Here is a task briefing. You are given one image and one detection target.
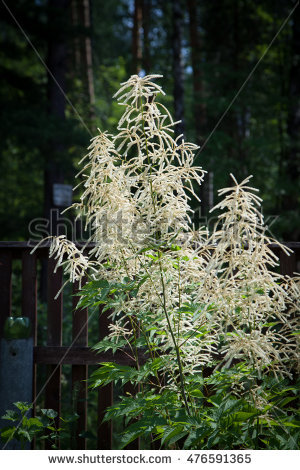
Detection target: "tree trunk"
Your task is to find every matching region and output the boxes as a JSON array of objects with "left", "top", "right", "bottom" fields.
[
  {"left": 172, "top": 0, "right": 185, "bottom": 139},
  {"left": 42, "top": 0, "right": 69, "bottom": 302},
  {"left": 187, "top": 0, "right": 209, "bottom": 214},
  {"left": 187, "top": 0, "right": 206, "bottom": 140},
  {"left": 83, "top": 0, "right": 95, "bottom": 110},
  {"left": 142, "top": 0, "right": 151, "bottom": 73},
  {"left": 44, "top": 0, "right": 68, "bottom": 234},
  {"left": 71, "top": 0, "right": 81, "bottom": 71},
  {"left": 132, "top": 0, "right": 143, "bottom": 74},
  {"left": 284, "top": 3, "right": 300, "bottom": 240},
  {"left": 71, "top": 0, "right": 95, "bottom": 116}
]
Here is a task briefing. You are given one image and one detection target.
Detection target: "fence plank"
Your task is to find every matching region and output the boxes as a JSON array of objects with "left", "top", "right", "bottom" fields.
[
  {"left": 22, "top": 249, "right": 37, "bottom": 450},
  {"left": 22, "top": 250, "right": 37, "bottom": 341},
  {"left": 47, "top": 258, "right": 63, "bottom": 346},
  {"left": 72, "top": 280, "right": 88, "bottom": 450},
  {"left": 279, "top": 250, "right": 297, "bottom": 276},
  {"left": 44, "top": 258, "right": 63, "bottom": 449},
  {"left": 97, "top": 306, "right": 113, "bottom": 449},
  {"left": 0, "top": 249, "right": 12, "bottom": 337},
  {"left": 34, "top": 346, "right": 143, "bottom": 365}
]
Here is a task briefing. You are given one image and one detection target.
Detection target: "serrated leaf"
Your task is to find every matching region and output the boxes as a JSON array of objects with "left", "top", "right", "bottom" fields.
[
  {"left": 161, "top": 425, "right": 183, "bottom": 445},
  {"left": 0, "top": 427, "right": 16, "bottom": 440},
  {"left": 19, "top": 429, "right": 31, "bottom": 441},
  {"left": 41, "top": 409, "right": 58, "bottom": 419},
  {"left": 1, "top": 410, "right": 19, "bottom": 421},
  {"left": 190, "top": 389, "right": 204, "bottom": 398},
  {"left": 92, "top": 337, "right": 127, "bottom": 353},
  {"left": 231, "top": 411, "right": 259, "bottom": 422},
  {"left": 14, "top": 402, "right": 31, "bottom": 412},
  {"left": 26, "top": 418, "right": 43, "bottom": 428}
]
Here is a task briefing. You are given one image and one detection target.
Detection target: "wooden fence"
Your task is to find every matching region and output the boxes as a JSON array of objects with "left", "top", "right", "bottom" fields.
[{"left": 0, "top": 241, "right": 299, "bottom": 449}]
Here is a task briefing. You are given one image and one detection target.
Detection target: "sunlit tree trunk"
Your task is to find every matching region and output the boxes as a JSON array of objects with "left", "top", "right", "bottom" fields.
[
  {"left": 132, "top": 0, "right": 143, "bottom": 74},
  {"left": 142, "top": 0, "right": 151, "bottom": 73},
  {"left": 187, "top": 0, "right": 209, "bottom": 214},
  {"left": 187, "top": 0, "right": 206, "bottom": 140},
  {"left": 82, "top": 0, "right": 95, "bottom": 112},
  {"left": 172, "top": 0, "right": 185, "bottom": 139}
]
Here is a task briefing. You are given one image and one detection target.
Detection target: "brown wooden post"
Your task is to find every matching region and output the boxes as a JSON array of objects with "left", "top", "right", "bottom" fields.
[
  {"left": 21, "top": 249, "right": 37, "bottom": 449},
  {"left": 0, "top": 249, "right": 12, "bottom": 337},
  {"left": 97, "top": 306, "right": 113, "bottom": 449},
  {"left": 132, "top": 0, "right": 143, "bottom": 74},
  {"left": 279, "top": 250, "right": 296, "bottom": 276},
  {"left": 22, "top": 250, "right": 37, "bottom": 342},
  {"left": 45, "top": 257, "right": 63, "bottom": 449},
  {"left": 72, "top": 279, "right": 88, "bottom": 449}
]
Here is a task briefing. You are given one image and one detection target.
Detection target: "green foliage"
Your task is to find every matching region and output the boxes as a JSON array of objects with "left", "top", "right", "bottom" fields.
[
  {"left": 84, "top": 272, "right": 299, "bottom": 450},
  {"left": 0, "top": 401, "right": 79, "bottom": 450},
  {"left": 90, "top": 358, "right": 163, "bottom": 388},
  {"left": 66, "top": 75, "right": 299, "bottom": 450},
  {"left": 92, "top": 368, "right": 300, "bottom": 450},
  {"left": 0, "top": 402, "right": 59, "bottom": 449}
]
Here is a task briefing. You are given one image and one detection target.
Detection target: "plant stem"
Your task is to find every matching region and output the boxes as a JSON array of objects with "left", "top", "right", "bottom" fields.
[
  {"left": 158, "top": 252, "right": 191, "bottom": 416},
  {"left": 140, "top": 94, "right": 191, "bottom": 416}
]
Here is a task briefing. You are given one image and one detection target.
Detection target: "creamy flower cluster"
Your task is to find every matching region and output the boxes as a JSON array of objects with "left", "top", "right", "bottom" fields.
[{"left": 44, "top": 75, "right": 299, "bottom": 382}]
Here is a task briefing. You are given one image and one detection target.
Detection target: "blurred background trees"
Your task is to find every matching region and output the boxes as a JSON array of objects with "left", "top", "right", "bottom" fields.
[{"left": 0, "top": 0, "right": 299, "bottom": 240}]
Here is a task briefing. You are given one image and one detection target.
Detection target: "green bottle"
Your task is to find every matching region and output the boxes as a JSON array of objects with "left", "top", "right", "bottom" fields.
[{"left": 3, "top": 316, "right": 32, "bottom": 340}]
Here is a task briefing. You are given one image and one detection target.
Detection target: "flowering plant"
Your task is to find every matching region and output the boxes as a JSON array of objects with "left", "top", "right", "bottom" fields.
[{"left": 41, "top": 75, "right": 299, "bottom": 449}]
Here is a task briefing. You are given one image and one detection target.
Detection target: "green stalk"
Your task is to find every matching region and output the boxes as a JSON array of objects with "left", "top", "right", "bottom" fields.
[
  {"left": 140, "top": 94, "right": 191, "bottom": 416},
  {"left": 177, "top": 255, "right": 182, "bottom": 341},
  {"left": 158, "top": 252, "right": 190, "bottom": 416}
]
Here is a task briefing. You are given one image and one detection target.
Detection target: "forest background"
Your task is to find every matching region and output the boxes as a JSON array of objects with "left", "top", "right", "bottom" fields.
[{"left": 0, "top": 0, "right": 299, "bottom": 243}]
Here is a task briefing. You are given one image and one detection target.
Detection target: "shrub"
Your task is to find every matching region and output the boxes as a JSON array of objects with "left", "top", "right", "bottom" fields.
[{"left": 40, "top": 75, "right": 299, "bottom": 449}]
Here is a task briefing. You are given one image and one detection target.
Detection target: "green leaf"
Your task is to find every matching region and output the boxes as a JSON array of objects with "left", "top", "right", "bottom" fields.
[
  {"left": 26, "top": 418, "right": 43, "bottom": 428},
  {"left": 256, "top": 288, "right": 264, "bottom": 294},
  {"left": 169, "top": 431, "right": 189, "bottom": 446},
  {"left": 1, "top": 410, "right": 19, "bottom": 421},
  {"left": 89, "top": 362, "right": 139, "bottom": 388},
  {"left": 262, "top": 322, "right": 280, "bottom": 328},
  {"left": 161, "top": 425, "right": 184, "bottom": 445},
  {"left": 258, "top": 419, "right": 300, "bottom": 428},
  {"left": 0, "top": 427, "right": 16, "bottom": 440},
  {"left": 184, "top": 424, "right": 211, "bottom": 449},
  {"left": 273, "top": 396, "right": 297, "bottom": 408},
  {"left": 190, "top": 389, "right": 205, "bottom": 398},
  {"left": 171, "top": 244, "right": 181, "bottom": 251},
  {"left": 41, "top": 409, "right": 58, "bottom": 419},
  {"left": 119, "top": 421, "right": 148, "bottom": 449},
  {"left": 14, "top": 402, "right": 31, "bottom": 413},
  {"left": 231, "top": 411, "right": 259, "bottom": 422},
  {"left": 18, "top": 429, "right": 31, "bottom": 441},
  {"left": 92, "top": 337, "right": 128, "bottom": 353},
  {"left": 83, "top": 279, "right": 110, "bottom": 290}
]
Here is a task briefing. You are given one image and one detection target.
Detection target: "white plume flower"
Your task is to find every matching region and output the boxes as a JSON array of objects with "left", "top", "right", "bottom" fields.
[{"left": 43, "top": 75, "right": 299, "bottom": 388}]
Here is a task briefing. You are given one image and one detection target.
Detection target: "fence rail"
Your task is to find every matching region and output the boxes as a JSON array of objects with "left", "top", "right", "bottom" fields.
[{"left": 0, "top": 240, "right": 299, "bottom": 450}]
